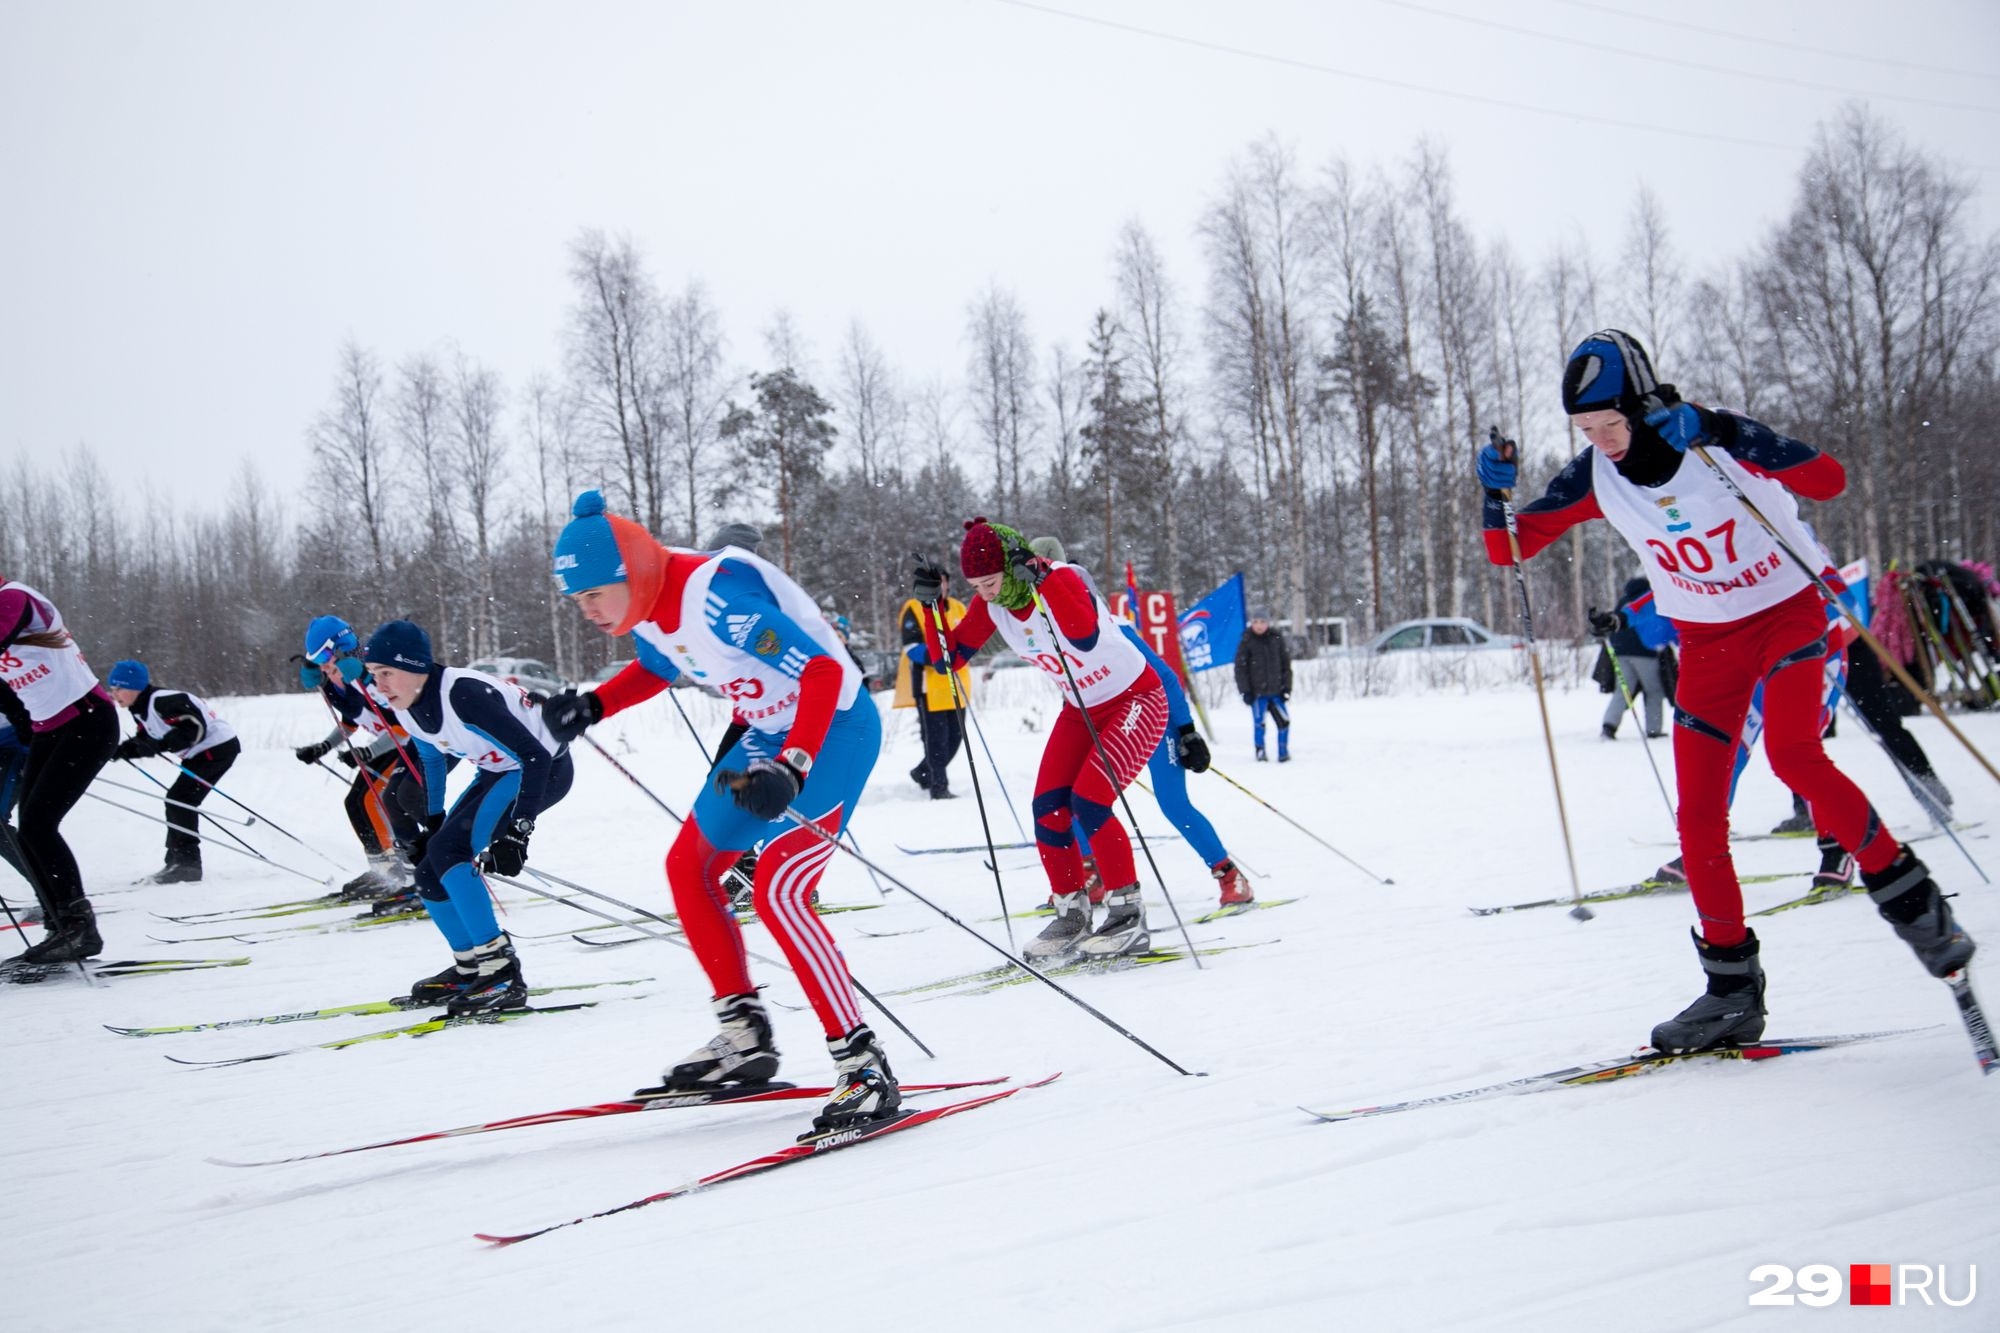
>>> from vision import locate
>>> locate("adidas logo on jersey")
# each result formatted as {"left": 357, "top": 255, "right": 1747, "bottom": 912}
{"left": 726, "top": 614, "right": 761, "bottom": 647}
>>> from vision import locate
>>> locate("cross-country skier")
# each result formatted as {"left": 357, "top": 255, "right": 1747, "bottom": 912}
{"left": 0, "top": 579, "right": 116, "bottom": 962}
{"left": 0, "top": 720, "right": 29, "bottom": 888}
{"left": 1233, "top": 611, "right": 1292, "bottom": 761}
{"left": 362, "top": 620, "right": 572, "bottom": 1014}
{"left": 908, "top": 519, "right": 1168, "bottom": 959}
{"left": 292, "top": 615, "right": 421, "bottom": 899}
{"left": 105, "top": 660, "right": 240, "bottom": 884}
{"left": 1030, "top": 537, "right": 1253, "bottom": 913}
{"left": 540, "top": 491, "right": 897, "bottom": 1138}
{"left": 1478, "top": 329, "right": 1974, "bottom": 1052}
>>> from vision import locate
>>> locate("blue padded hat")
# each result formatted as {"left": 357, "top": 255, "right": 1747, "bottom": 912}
{"left": 1561, "top": 329, "right": 1662, "bottom": 417}
{"left": 107, "top": 659, "right": 150, "bottom": 691}
{"left": 363, "top": 621, "right": 435, "bottom": 673}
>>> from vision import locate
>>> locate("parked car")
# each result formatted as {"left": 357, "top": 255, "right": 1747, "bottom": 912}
{"left": 851, "top": 648, "right": 899, "bottom": 694}
{"left": 589, "top": 660, "right": 633, "bottom": 685}
{"left": 1361, "top": 618, "right": 1523, "bottom": 653}
{"left": 468, "top": 656, "right": 568, "bottom": 696}
{"left": 979, "top": 653, "right": 1037, "bottom": 683}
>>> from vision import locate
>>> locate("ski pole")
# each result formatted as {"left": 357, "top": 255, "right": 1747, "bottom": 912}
{"left": 915, "top": 585, "right": 1018, "bottom": 952}
{"left": 0, "top": 822, "right": 91, "bottom": 983}
{"left": 1489, "top": 429, "right": 1593, "bottom": 922}
{"left": 118, "top": 760, "right": 268, "bottom": 862}
{"left": 148, "top": 760, "right": 347, "bottom": 874}
{"left": 97, "top": 773, "right": 258, "bottom": 826}
{"left": 1833, "top": 694, "right": 1989, "bottom": 886}
{"left": 1026, "top": 581, "right": 1203, "bottom": 967}
{"left": 1203, "top": 765, "right": 1394, "bottom": 885}
{"left": 1689, "top": 443, "right": 2000, "bottom": 789}
{"left": 80, "top": 792, "right": 326, "bottom": 886}
{"left": 769, "top": 801, "right": 1202, "bottom": 1075}
{"left": 569, "top": 738, "right": 934, "bottom": 1058}
{"left": 1602, "top": 641, "right": 1677, "bottom": 831}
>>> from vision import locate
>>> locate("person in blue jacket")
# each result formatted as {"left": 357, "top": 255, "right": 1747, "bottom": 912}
{"left": 362, "top": 621, "right": 574, "bottom": 1014}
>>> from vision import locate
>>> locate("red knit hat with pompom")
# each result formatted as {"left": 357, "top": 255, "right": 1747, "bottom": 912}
{"left": 960, "top": 517, "right": 1006, "bottom": 577}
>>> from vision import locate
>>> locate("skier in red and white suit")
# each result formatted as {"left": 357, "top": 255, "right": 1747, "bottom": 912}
{"left": 912, "top": 518, "right": 1167, "bottom": 960}
{"left": 1479, "top": 329, "right": 1974, "bottom": 1053}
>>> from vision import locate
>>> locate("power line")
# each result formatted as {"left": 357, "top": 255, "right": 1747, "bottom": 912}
{"left": 1543, "top": 0, "right": 2000, "bottom": 86}
{"left": 1382, "top": 0, "right": 2000, "bottom": 117}
{"left": 994, "top": 0, "right": 1808, "bottom": 155}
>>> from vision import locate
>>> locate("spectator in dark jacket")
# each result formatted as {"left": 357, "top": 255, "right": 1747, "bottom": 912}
{"left": 1232, "top": 610, "right": 1292, "bottom": 761}
{"left": 1593, "top": 576, "right": 1673, "bottom": 740}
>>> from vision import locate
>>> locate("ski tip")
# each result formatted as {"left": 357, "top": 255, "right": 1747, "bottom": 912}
{"left": 474, "top": 1232, "right": 528, "bottom": 1248}
{"left": 205, "top": 1155, "right": 259, "bottom": 1168}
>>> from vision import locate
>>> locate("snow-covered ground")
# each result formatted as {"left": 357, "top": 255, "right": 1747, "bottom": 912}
{"left": 5, "top": 666, "right": 1995, "bottom": 1331}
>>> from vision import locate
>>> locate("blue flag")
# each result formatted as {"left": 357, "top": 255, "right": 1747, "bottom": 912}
{"left": 1178, "top": 572, "right": 1245, "bottom": 673}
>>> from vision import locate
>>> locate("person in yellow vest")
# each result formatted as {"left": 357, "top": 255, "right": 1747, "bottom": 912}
{"left": 897, "top": 564, "right": 971, "bottom": 800}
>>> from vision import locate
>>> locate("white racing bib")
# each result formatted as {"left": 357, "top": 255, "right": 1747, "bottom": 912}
{"left": 0, "top": 581, "right": 100, "bottom": 724}
{"left": 986, "top": 563, "right": 1148, "bottom": 708}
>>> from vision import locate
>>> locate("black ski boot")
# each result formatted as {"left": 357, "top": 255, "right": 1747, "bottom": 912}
{"left": 1078, "top": 884, "right": 1151, "bottom": 958}
{"left": 1650, "top": 928, "right": 1766, "bottom": 1052}
{"left": 722, "top": 855, "right": 757, "bottom": 914}
{"left": 446, "top": 934, "right": 526, "bottom": 1015}
{"left": 656, "top": 992, "right": 781, "bottom": 1091}
{"left": 408, "top": 949, "right": 476, "bottom": 1007}
{"left": 1865, "top": 850, "right": 1976, "bottom": 978}
{"left": 1812, "top": 836, "right": 1854, "bottom": 891}
{"left": 1769, "top": 795, "right": 1814, "bottom": 836}
{"left": 19, "top": 901, "right": 104, "bottom": 964}
{"left": 141, "top": 851, "right": 202, "bottom": 885}
{"left": 805, "top": 1024, "right": 901, "bottom": 1140}
{"left": 1653, "top": 855, "right": 1688, "bottom": 885}
{"left": 1024, "top": 891, "right": 1092, "bottom": 960}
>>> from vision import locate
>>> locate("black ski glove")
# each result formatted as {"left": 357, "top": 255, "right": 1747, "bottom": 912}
{"left": 336, "top": 745, "right": 359, "bottom": 767}
{"left": 116, "top": 735, "right": 160, "bottom": 761}
{"left": 1007, "top": 544, "right": 1052, "bottom": 587}
{"left": 912, "top": 553, "right": 946, "bottom": 603}
{"left": 541, "top": 688, "right": 603, "bottom": 742}
{"left": 718, "top": 756, "right": 805, "bottom": 821}
{"left": 1174, "top": 723, "right": 1211, "bottom": 774}
{"left": 295, "top": 736, "right": 337, "bottom": 765}
{"left": 400, "top": 812, "right": 445, "bottom": 865}
{"left": 1588, "top": 607, "right": 1625, "bottom": 638}
{"left": 478, "top": 818, "right": 534, "bottom": 878}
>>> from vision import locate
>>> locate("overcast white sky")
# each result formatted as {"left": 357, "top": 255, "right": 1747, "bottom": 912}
{"left": 3, "top": 0, "right": 1997, "bottom": 512}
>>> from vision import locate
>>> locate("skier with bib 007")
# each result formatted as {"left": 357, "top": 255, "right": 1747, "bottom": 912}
{"left": 540, "top": 492, "right": 897, "bottom": 1139}
{"left": 105, "top": 659, "right": 241, "bottom": 884}
{"left": 909, "top": 519, "right": 1169, "bottom": 960}
{"left": 363, "top": 621, "right": 573, "bottom": 1015}
{"left": 1478, "top": 329, "right": 1974, "bottom": 1053}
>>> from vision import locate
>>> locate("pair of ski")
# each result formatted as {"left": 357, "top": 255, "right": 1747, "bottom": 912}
{"left": 209, "top": 1071, "right": 1059, "bottom": 1246}
{"left": 1, "top": 956, "right": 249, "bottom": 985}
{"left": 1306, "top": 973, "right": 1997, "bottom": 1124}
{"left": 149, "top": 900, "right": 426, "bottom": 945}
{"left": 986, "top": 897, "right": 1296, "bottom": 926}
{"left": 1470, "top": 871, "right": 1803, "bottom": 917}
{"left": 887, "top": 938, "right": 1273, "bottom": 998}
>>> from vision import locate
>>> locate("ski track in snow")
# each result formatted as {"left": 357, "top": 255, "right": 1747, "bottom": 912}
{"left": 5, "top": 676, "right": 1996, "bottom": 1331}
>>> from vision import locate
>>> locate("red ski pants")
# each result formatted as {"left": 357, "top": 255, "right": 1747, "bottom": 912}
{"left": 1674, "top": 585, "right": 1899, "bottom": 946}
{"left": 1031, "top": 683, "right": 1169, "bottom": 896}
{"left": 663, "top": 808, "right": 861, "bottom": 1040}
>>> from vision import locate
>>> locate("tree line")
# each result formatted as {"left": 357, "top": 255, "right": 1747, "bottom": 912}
{"left": 7, "top": 104, "right": 1995, "bottom": 698}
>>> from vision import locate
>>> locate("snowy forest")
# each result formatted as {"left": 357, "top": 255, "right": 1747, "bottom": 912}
{"left": 7, "top": 104, "right": 1996, "bottom": 695}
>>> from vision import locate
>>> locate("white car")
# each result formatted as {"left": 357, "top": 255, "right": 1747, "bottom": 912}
{"left": 467, "top": 656, "right": 568, "bottom": 696}
{"left": 1362, "top": 618, "right": 1523, "bottom": 653}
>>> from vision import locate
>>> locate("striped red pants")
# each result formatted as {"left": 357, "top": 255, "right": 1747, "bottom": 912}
{"left": 1031, "top": 681, "right": 1169, "bottom": 895}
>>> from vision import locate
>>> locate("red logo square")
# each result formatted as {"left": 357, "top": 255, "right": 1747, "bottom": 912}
{"left": 1850, "top": 1264, "right": 1892, "bottom": 1306}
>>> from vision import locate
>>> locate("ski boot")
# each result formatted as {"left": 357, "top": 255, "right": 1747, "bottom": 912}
{"left": 1255, "top": 747, "right": 1268, "bottom": 763}
{"left": 18, "top": 901, "right": 103, "bottom": 964}
{"left": 1077, "top": 885, "right": 1151, "bottom": 958}
{"left": 447, "top": 935, "right": 527, "bottom": 1015}
{"left": 1600, "top": 724, "right": 1619, "bottom": 741}
{"left": 1278, "top": 747, "right": 1292, "bottom": 764}
{"left": 804, "top": 1024, "right": 901, "bottom": 1140}
{"left": 1024, "top": 891, "right": 1093, "bottom": 960}
{"left": 1913, "top": 771, "right": 1954, "bottom": 820}
{"left": 1652, "top": 855, "right": 1687, "bottom": 885}
{"left": 339, "top": 853, "right": 404, "bottom": 900}
{"left": 1213, "top": 858, "right": 1254, "bottom": 912}
{"left": 1865, "top": 850, "right": 1976, "bottom": 978}
{"left": 1043, "top": 857, "right": 1104, "bottom": 913}
{"left": 722, "top": 855, "right": 758, "bottom": 914}
{"left": 655, "top": 992, "right": 781, "bottom": 1091}
{"left": 140, "top": 851, "right": 202, "bottom": 885}
{"left": 408, "top": 949, "right": 477, "bottom": 1007}
{"left": 1812, "top": 836, "right": 1855, "bottom": 892}
{"left": 1769, "top": 795, "right": 1815, "bottom": 836}
{"left": 1650, "top": 928, "right": 1765, "bottom": 1052}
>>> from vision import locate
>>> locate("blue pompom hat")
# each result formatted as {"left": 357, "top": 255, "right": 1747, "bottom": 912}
{"left": 552, "top": 490, "right": 629, "bottom": 595}
{"left": 107, "top": 659, "right": 150, "bottom": 691}
{"left": 363, "top": 621, "right": 435, "bottom": 673}
{"left": 303, "top": 614, "right": 359, "bottom": 665}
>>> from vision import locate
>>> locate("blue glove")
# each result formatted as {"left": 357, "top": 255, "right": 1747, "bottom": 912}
{"left": 903, "top": 642, "right": 928, "bottom": 666}
{"left": 1645, "top": 401, "right": 1707, "bottom": 453}
{"left": 1477, "top": 440, "right": 1517, "bottom": 492}
{"left": 299, "top": 662, "right": 322, "bottom": 691}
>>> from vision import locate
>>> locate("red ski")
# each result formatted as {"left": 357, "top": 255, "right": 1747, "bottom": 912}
{"left": 477, "top": 1074, "right": 1061, "bottom": 1246}
{"left": 211, "top": 1078, "right": 1011, "bottom": 1167}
